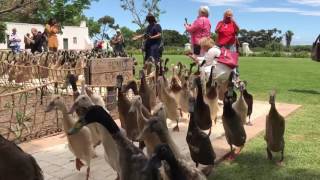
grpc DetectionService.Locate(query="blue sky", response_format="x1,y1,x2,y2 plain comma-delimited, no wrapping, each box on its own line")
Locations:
85,0,320,45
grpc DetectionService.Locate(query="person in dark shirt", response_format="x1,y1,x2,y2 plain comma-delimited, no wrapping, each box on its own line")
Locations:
144,13,162,62
30,28,43,53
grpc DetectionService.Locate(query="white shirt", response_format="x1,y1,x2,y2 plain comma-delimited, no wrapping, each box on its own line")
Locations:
197,46,221,75
9,33,21,47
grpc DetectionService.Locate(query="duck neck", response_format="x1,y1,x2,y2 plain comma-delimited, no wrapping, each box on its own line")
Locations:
140,76,146,90
223,100,234,115
270,103,276,111
158,131,181,158
91,107,120,135
239,89,244,100
197,81,204,103
58,105,75,133
136,103,148,130
117,87,125,101
71,83,77,92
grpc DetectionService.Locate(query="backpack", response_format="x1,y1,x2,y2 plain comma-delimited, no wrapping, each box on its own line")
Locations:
311,34,320,62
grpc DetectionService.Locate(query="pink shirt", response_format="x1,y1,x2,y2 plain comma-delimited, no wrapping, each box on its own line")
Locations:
186,16,211,45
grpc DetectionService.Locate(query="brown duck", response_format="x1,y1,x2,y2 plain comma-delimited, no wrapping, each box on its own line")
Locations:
265,91,285,166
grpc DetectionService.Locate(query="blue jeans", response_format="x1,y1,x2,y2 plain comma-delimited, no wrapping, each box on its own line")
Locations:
10,45,20,54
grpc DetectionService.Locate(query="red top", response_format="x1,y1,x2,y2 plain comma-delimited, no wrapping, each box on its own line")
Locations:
215,21,239,46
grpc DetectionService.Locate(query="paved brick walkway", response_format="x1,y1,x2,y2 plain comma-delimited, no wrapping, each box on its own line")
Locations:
19,101,301,180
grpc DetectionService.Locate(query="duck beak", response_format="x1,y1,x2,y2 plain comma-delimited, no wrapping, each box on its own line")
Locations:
68,118,85,135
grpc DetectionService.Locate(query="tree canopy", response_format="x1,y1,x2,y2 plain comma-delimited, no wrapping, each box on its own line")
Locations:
0,0,99,26
120,0,164,30
238,28,283,48
162,29,188,47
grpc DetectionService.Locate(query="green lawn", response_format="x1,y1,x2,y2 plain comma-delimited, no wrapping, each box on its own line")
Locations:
135,55,320,179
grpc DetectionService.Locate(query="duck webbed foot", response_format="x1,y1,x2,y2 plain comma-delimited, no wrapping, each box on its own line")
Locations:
234,146,244,155
86,167,90,180
246,121,253,126
226,145,236,161
115,173,120,180
276,149,285,166
76,158,84,171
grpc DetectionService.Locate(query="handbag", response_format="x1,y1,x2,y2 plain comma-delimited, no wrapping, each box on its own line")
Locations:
311,34,320,62
218,47,239,69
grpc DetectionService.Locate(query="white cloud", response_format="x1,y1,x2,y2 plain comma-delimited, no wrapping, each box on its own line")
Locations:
288,0,320,7
246,7,300,13
299,11,320,16
192,0,254,6
246,7,320,16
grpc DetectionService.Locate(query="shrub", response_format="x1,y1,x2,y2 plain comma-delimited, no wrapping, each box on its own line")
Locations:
291,45,312,52
266,41,284,52
291,51,310,58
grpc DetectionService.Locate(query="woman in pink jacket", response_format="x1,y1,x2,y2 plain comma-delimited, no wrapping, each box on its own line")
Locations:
184,6,212,55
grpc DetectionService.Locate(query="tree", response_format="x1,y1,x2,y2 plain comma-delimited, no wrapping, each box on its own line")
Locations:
97,15,119,40
85,17,101,38
0,22,6,43
238,28,283,48
0,0,35,15
120,0,164,30
285,30,294,48
0,0,99,26
266,41,284,52
120,26,138,48
162,30,188,47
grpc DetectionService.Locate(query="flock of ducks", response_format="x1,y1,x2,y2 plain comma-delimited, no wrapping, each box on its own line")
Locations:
0,50,131,84
0,54,286,180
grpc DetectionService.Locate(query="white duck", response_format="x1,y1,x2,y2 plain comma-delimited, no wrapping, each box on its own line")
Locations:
45,95,96,180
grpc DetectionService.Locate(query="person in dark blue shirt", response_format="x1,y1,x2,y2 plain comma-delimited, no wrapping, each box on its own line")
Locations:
144,13,162,62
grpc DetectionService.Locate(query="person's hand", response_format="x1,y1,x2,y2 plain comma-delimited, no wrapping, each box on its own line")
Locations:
145,34,151,39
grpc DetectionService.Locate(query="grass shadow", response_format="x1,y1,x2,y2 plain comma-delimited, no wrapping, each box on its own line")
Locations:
209,149,311,180
288,89,320,95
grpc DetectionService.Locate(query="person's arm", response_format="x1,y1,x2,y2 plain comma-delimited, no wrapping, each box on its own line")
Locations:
150,33,161,40
232,19,240,34
9,35,14,42
187,54,204,65
185,19,200,33
215,21,223,33
34,34,42,45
